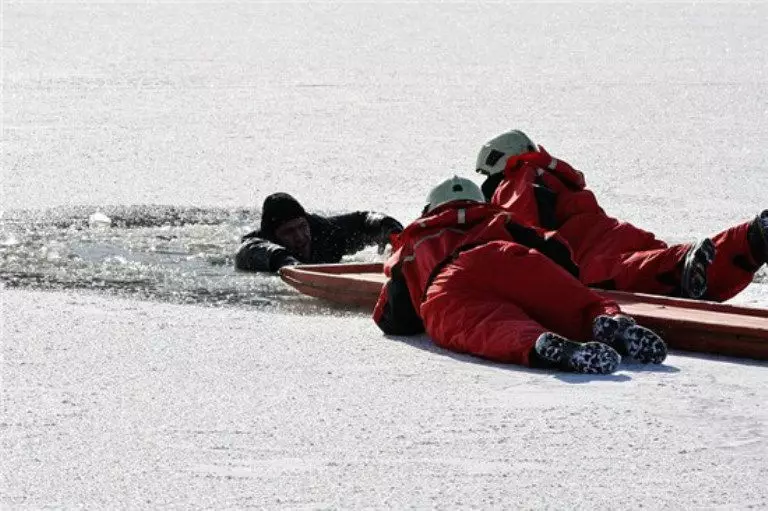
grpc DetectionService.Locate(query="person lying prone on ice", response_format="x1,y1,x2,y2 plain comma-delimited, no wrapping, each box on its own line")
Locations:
373,176,668,375
475,129,768,302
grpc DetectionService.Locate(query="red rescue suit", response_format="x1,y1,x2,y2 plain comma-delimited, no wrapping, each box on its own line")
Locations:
489,154,759,301
373,202,620,367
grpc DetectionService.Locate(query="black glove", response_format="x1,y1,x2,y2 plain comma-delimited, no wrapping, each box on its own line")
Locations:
377,218,404,254
273,253,300,271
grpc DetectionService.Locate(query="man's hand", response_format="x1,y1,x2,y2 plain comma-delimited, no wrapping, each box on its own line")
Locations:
504,145,556,172
275,253,300,270
504,145,585,190
377,218,404,255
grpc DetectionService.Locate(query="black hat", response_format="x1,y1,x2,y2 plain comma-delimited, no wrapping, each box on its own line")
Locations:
260,193,306,236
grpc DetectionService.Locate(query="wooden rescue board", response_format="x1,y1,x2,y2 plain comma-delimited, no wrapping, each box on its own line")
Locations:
279,263,768,361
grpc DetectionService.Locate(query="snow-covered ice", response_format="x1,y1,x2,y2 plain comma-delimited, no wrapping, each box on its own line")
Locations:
3,2,768,508
4,290,768,508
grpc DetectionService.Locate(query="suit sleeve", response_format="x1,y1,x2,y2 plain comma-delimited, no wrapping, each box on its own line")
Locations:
234,237,299,273
548,158,586,190
329,211,404,254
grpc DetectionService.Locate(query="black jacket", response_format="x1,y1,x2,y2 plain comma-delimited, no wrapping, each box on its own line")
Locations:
235,211,403,273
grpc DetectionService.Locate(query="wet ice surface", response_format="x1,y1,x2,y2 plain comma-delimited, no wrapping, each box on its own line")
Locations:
0,205,386,311
3,1,768,509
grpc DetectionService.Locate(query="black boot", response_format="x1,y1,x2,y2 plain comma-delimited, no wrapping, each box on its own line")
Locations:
593,315,667,364
747,210,768,265
534,332,621,374
680,238,716,299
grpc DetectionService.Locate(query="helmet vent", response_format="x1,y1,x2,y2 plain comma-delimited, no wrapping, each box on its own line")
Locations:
485,149,504,167
452,184,463,192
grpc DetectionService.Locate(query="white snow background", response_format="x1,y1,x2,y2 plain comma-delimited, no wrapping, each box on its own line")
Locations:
3,1,768,509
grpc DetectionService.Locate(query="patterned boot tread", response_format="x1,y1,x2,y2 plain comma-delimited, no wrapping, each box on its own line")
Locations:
535,332,621,374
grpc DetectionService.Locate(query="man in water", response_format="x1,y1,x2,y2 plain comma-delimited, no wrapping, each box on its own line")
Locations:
235,192,404,273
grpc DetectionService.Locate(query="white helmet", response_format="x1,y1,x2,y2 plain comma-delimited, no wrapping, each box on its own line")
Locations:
476,130,537,175
424,176,485,213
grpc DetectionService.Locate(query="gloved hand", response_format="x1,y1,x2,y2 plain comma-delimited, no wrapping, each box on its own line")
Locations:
505,145,585,190
377,218,404,255
275,253,300,270
504,145,556,172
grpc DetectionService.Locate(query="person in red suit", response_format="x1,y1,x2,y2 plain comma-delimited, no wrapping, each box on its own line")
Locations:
476,130,768,302
373,176,668,374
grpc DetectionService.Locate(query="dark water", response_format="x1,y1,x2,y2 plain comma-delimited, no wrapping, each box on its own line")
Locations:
0,205,371,315
3,205,766,311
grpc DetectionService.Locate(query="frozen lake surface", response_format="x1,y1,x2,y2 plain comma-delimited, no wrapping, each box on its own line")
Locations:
3,2,768,508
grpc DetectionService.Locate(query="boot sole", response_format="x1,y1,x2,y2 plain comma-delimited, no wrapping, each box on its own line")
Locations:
681,238,716,299
593,315,635,345
751,210,768,264
622,325,668,364
535,334,620,374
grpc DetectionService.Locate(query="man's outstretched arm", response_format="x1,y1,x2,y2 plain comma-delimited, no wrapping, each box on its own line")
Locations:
331,211,404,254
235,237,299,273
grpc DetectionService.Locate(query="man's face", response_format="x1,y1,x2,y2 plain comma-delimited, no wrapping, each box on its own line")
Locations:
274,217,311,260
